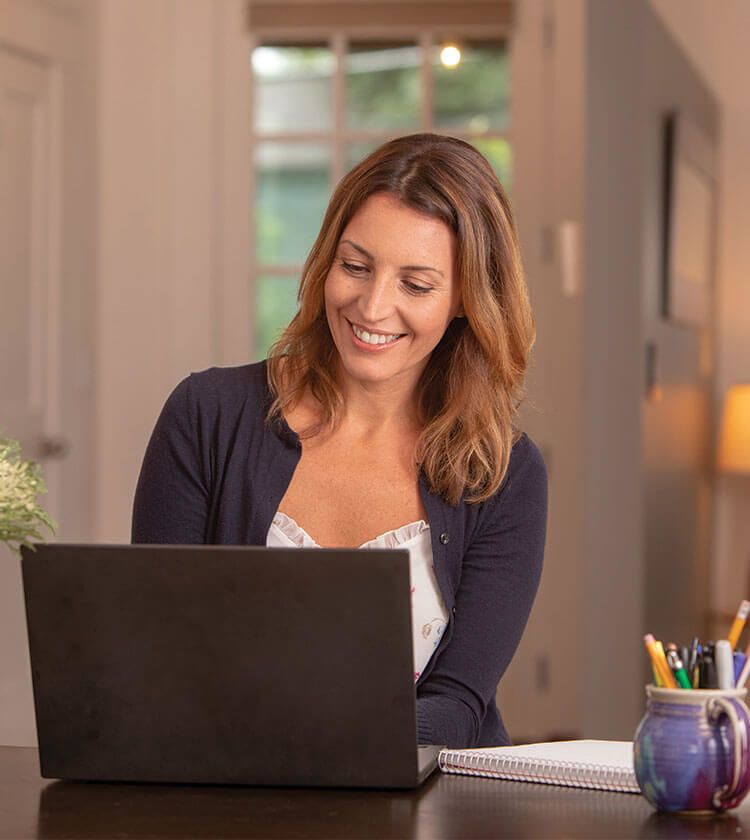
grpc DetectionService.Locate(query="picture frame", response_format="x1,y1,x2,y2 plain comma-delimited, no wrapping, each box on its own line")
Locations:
661,112,717,328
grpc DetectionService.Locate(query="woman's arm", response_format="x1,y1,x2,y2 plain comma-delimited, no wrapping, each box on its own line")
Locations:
131,375,211,544
416,435,548,747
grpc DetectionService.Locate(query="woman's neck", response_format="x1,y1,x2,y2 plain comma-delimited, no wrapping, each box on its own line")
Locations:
335,372,422,438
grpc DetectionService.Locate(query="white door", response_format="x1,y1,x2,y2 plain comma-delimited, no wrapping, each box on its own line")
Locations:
0,50,57,479
0,47,61,746
0,39,72,744
0,0,96,746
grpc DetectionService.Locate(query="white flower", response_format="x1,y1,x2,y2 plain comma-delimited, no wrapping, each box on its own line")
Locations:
0,437,55,554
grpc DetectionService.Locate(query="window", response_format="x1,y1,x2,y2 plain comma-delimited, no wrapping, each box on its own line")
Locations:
251,30,511,359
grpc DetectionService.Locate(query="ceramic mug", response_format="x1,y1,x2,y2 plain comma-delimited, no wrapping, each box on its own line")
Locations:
634,686,750,813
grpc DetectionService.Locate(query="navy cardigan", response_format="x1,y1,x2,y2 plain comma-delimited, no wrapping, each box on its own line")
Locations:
131,361,548,748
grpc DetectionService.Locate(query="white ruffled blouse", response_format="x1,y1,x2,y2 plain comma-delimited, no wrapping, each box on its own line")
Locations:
266,512,448,681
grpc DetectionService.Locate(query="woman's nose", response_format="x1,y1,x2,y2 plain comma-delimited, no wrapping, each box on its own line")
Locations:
358,274,395,322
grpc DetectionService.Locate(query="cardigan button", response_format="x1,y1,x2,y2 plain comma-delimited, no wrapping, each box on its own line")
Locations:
439,532,450,545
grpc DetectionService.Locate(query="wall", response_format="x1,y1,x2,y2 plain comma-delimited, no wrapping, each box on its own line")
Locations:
95,0,251,541
649,0,750,637
503,0,586,741
582,0,646,738
506,0,719,741
506,0,646,742
639,10,718,652
0,0,98,746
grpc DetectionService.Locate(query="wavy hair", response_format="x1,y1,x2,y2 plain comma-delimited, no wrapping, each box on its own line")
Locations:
267,133,534,505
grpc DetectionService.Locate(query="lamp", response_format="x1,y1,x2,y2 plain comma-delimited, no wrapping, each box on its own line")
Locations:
718,385,750,474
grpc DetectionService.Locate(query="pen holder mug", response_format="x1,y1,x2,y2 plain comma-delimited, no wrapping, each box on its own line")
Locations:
634,686,750,813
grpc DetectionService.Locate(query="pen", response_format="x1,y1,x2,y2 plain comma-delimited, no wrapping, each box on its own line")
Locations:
665,647,693,689
643,634,677,688
737,653,750,690
687,638,700,688
700,642,718,689
693,647,702,688
728,600,750,650
734,651,747,685
715,640,734,690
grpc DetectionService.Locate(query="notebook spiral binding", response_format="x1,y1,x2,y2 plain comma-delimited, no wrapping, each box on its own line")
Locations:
438,750,641,794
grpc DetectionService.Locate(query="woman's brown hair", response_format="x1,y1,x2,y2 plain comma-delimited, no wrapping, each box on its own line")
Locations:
267,133,534,505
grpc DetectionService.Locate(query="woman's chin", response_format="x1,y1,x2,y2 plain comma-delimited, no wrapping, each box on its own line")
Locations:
334,353,425,391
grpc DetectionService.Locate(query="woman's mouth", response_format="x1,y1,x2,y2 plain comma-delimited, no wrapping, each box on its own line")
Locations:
348,320,405,350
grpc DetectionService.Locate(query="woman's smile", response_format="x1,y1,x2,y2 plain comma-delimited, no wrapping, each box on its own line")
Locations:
347,319,406,350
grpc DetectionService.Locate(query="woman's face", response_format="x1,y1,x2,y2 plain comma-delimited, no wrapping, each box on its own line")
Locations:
324,192,462,393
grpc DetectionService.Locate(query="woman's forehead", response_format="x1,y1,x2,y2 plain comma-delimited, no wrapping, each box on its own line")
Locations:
338,193,456,270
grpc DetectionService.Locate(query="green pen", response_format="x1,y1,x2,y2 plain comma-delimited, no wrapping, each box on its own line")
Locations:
666,647,693,689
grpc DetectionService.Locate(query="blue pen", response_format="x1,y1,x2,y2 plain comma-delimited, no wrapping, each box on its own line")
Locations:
734,652,747,685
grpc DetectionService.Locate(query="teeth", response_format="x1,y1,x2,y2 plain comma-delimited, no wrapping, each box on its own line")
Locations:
352,324,401,346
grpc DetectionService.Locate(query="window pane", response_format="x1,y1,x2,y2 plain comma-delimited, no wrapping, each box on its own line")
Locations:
253,45,334,133
255,275,300,360
256,143,330,265
472,138,513,192
344,141,379,172
434,42,509,132
346,43,421,131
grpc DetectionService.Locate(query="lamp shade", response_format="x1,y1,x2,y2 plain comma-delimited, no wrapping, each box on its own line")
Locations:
718,384,750,474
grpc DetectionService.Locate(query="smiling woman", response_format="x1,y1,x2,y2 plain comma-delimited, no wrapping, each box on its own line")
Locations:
132,134,547,750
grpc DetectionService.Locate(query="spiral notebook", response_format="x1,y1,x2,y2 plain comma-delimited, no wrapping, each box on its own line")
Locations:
438,740,640,794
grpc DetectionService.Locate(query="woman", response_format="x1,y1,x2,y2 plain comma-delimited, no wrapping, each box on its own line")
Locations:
132,133,547,749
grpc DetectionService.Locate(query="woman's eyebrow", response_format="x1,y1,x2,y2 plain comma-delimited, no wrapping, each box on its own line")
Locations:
340,239,374,260
340,239,444,277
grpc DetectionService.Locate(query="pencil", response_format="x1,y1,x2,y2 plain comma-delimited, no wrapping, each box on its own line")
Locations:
644,634,677,688
728,600,750,650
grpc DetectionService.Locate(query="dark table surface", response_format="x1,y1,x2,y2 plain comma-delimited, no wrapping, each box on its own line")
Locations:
2,746,750,839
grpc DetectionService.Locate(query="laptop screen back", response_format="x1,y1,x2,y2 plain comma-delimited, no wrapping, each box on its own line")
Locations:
21,544,425,788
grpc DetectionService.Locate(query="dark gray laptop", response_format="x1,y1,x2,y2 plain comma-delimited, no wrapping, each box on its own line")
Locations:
21,544,440,788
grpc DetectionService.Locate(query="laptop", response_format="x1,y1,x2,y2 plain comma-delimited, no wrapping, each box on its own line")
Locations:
20,543,440,788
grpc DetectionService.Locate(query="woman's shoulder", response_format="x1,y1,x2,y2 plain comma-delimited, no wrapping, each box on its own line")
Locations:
507,432,547,487
160,361,271,429
495,432,548,506
470,432,547,517
184,359,268,392
459,432,548,547
170,360,270,405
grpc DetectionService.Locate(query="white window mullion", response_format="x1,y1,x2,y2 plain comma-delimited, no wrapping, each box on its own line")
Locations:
249,33,260,353
420,31,433,132
332,32,347,186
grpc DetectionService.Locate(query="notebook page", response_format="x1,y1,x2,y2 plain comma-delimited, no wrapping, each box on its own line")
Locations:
479,740,633,769
438,739,639,793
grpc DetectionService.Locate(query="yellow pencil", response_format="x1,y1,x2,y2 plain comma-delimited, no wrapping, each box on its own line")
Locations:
644,634,677,688
728,600,750,650
653,640,678,688
643,635,667,686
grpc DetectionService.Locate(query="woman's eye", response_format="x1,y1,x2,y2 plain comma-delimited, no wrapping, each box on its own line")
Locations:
341,260,368,276
403,280,432,295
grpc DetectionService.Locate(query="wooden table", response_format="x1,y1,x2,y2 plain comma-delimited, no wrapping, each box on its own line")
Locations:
1,746,748,839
